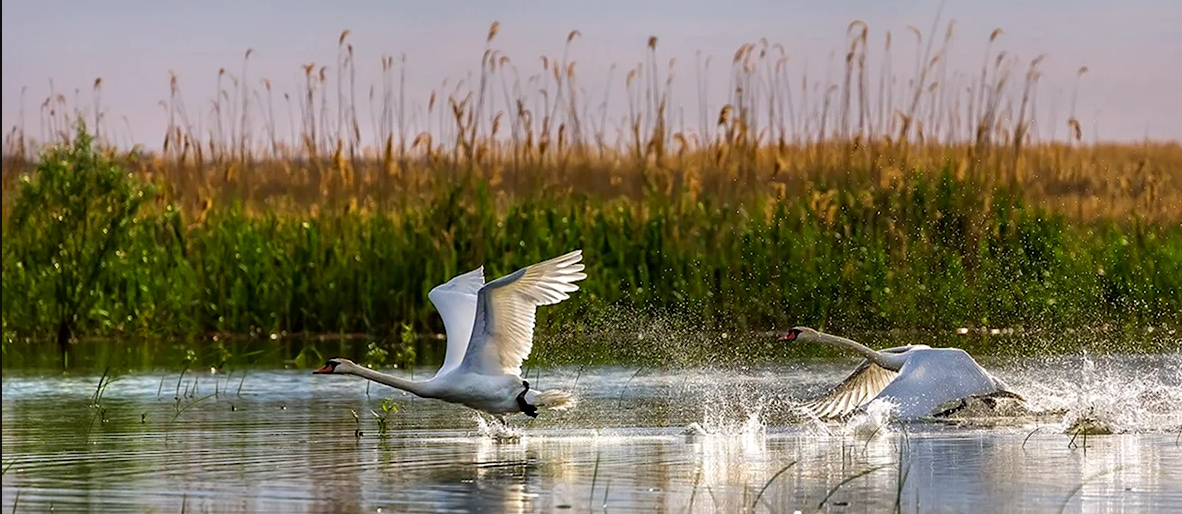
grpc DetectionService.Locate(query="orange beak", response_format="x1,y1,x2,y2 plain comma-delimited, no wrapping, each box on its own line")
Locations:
778,332,796,341
312,364,334,374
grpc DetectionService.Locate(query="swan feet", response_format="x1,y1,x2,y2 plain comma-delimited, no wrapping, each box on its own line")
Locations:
516,380,538,418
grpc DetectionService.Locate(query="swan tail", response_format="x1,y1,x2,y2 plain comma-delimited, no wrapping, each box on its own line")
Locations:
526,389,576,411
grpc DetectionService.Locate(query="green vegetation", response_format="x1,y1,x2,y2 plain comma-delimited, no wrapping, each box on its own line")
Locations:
3,124,156,349
4,130,1178,343
3,23,1181,355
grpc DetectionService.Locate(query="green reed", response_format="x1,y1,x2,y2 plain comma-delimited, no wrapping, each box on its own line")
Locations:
3,127,1179,346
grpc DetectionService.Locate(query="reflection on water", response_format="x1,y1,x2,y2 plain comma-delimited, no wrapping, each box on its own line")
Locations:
3,354,1181,513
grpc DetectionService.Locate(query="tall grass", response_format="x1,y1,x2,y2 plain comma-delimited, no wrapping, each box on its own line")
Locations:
3,21,1181,347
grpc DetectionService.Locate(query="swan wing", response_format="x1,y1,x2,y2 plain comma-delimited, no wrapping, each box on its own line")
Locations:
798,346,914,420
427,265,485,377
460,250,587,376
873,347,1013,419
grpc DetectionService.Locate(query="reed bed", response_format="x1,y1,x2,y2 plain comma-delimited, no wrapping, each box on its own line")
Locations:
3,22,1180,348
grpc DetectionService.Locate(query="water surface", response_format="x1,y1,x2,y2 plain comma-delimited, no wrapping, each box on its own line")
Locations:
3,352,1181,513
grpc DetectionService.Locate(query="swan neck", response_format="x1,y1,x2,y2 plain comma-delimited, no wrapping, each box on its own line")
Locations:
349,366,431,397
819,333,902,371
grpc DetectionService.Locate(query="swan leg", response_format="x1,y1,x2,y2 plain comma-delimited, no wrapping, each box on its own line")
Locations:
516,380,538,418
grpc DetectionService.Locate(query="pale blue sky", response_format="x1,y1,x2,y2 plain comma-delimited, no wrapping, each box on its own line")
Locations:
3,0,1180,148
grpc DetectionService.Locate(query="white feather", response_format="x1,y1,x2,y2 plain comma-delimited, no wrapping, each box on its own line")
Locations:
798,347,913,419
427,265,485,377
315,250,587,418
795,334,1022,421
461,249,587,376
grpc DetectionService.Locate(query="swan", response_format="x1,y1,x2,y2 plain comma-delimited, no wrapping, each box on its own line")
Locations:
313,249,587,423
779,326,1025,421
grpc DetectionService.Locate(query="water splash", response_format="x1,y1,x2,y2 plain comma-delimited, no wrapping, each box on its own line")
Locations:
678,390,773,495
776,352,1182,435
844,398,899,440
472,413,523,442
1010,352,1182,434
698,388,766,436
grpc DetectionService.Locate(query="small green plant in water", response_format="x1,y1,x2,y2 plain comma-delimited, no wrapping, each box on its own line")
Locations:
370,397,399,436
293,345,323,369
364,341,389,367
362,323,416,372
350,409,363,438
395,323,418,368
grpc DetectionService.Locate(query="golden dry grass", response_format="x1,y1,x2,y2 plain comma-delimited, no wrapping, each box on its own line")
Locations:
3,21,1180,224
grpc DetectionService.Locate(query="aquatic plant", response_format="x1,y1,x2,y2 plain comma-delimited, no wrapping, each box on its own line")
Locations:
749,460,798,511
370,397,399,436
816,464,888,510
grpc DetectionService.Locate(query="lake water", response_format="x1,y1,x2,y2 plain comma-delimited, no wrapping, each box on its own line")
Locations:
3,351,1180,513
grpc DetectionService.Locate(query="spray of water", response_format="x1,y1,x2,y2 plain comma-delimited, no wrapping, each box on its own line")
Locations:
1009,352,1182,434
843,398,900,440
683,384,768,437
472,413,524,442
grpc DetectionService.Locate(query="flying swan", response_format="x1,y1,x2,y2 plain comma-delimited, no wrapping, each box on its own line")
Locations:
778,326,1025,421
314,249,587,423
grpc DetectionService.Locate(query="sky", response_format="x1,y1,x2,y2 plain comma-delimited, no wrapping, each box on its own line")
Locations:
3,0,1180,149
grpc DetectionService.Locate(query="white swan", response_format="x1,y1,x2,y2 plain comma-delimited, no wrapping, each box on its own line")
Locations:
313,249,587,422
779,326,1025,421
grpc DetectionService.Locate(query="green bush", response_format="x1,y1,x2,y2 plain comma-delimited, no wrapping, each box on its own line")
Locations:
3,122,156,346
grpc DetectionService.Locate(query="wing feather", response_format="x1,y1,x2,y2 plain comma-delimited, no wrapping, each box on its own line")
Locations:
427,266,485,377
797,346,913,420
461,250,587,376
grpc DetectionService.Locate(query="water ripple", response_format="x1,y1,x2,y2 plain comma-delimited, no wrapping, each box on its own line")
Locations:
4,355,1181,513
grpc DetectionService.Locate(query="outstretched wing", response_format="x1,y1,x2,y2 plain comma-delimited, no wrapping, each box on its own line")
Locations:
460,250,587,376
797,346,914,420
427,265,486,377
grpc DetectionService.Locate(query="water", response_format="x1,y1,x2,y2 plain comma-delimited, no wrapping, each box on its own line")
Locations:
3,353,1181,513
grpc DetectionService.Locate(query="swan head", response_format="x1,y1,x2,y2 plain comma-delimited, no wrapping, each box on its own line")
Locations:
777,326,820,342
312,357,358,375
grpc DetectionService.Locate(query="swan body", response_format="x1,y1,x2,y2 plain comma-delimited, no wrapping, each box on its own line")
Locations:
780,327,1024,421
314,249,587,419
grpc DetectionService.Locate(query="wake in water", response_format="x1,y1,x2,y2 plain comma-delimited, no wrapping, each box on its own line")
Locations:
436,350,1180,441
